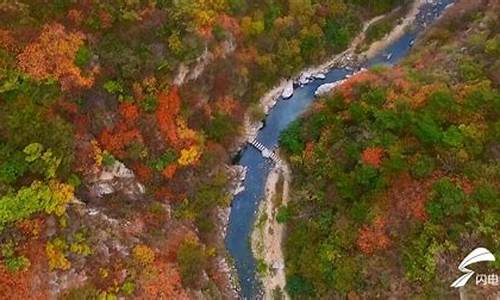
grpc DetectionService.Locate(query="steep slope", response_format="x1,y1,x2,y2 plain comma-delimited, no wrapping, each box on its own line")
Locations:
0,0,406,298
280,0,500,298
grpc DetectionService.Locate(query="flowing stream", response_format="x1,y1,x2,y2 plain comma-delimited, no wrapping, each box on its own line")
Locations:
225,1,454,298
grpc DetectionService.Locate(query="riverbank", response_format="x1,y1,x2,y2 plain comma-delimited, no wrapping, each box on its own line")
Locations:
234,0,429,152
360,0,426,59
251,157,291,299
244,0,433,297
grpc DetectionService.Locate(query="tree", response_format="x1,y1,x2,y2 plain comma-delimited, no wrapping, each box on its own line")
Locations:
279,121,305,155
0,180,73,229
119,102,140,124
177,145,201,166
176,237,207,287
426,178,466,222
285,275,315,298
17,23,94,91
356,216,391,255
156,88,181,148
361,147,384,168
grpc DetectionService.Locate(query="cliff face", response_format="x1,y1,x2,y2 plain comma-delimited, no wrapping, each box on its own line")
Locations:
280,0,500,298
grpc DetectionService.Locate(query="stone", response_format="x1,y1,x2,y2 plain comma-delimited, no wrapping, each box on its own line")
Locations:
281,80,293,99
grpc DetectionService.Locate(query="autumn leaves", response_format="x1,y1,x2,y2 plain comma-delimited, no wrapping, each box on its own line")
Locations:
17,23,96,91
155,87,202,178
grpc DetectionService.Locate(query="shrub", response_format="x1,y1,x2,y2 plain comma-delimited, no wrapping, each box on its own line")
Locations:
4,255,30,272
411,154,435,179
275,205,290,223
177,238,206,287
132,244,155,266
279,121,304,155
75,45,91,67
46,238,71,271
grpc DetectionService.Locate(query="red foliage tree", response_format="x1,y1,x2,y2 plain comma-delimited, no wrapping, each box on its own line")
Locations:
139,261,189,299
218,14,241,37
0,29,17,52
337,71,379,101
161,164,177,179
99,122,143,158
361,147,384,168
119,102,140,124
356,216,391,255
132,163,152,183
0,232,48,299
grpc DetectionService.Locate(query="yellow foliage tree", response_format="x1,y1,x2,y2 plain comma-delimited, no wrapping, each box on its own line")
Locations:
133,244,155,266
46,239,71,271
177,145,201,166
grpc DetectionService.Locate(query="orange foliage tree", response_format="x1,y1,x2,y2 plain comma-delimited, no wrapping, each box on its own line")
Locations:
156,87,181,148
139,261,189,299
99,123,143,158
337,70,379,100
356,216,391,255
17,23,94,91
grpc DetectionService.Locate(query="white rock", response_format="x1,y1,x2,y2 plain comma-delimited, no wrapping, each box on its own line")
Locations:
272,261,285,270
281,80,294,99
113,162,134,178
313,73,326,80
88,208,100,216
233,185,245,195
99,171,114,181
136,183,145,194
95,183,114,196
298,72,312,85
314,80,345,97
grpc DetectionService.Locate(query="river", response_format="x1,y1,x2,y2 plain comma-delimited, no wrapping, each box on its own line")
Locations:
225,1,454,298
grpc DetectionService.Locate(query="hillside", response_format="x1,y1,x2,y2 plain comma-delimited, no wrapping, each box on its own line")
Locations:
280,0,500,298
0,0,409,298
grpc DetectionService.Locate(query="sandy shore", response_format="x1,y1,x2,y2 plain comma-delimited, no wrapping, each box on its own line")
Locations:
251,158,291,299
361,0,426,59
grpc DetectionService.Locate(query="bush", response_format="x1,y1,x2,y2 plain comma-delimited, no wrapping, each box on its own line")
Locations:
426,178,466,222
286,274,315,298
75,45,91,67
411,154,435,179
4,255,30,272
279,121,304,155
177,238,206,287
132,244,155,266
275,205,290,223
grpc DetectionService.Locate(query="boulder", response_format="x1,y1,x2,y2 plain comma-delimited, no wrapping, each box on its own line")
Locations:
281,80,294,99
